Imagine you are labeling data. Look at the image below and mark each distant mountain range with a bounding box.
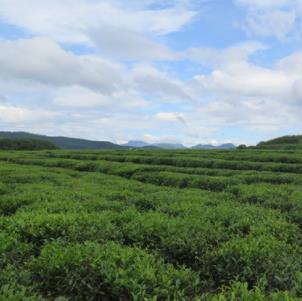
[123,141,186,149]
[123,140,235,149]
[0,132,236,150]
[191,143,236,150]
[122,141,150,147]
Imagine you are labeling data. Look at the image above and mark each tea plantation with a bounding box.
[0,147,302,300]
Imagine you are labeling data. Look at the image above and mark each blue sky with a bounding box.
[0,0,301,146]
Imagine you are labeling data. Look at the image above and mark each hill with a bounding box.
[154,143,186,149]
[123,141,235,149]
[0,132,124,150]
[192,143,236,150]
[0,138,58,150]
[0,132,237,150]
[123,141,186,149]
[257,135,302,150]
[122,140,150,147]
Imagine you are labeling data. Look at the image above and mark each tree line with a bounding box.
[0,138,58,150]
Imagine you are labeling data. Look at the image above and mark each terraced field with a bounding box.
[0,148,302,300]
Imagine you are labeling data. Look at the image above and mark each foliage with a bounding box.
[0,148,302,300]
[0,138,58,150]
[257,135,302,150]
[0,131,123,150]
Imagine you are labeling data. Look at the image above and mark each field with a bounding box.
[0,148,302,300]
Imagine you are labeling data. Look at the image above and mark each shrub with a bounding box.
[207,235,302,292]
[206,282,300,301]
[29,241,201,300]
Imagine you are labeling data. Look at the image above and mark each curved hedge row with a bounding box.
[0,149,302,299]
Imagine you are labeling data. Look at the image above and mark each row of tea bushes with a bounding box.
[1,204,301,292]
[1,148,302,299]
[3,155,302,194]
[52,152,302,174]
[38,152,302,184]
[230,184,302,228]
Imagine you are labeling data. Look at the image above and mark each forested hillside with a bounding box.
[0,138,58,150]
[0,132,124,150]
[257,135,302,150]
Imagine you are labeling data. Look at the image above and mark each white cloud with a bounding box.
[276,52,302,103]
[0,0,302,145]
[0,0,196,43]
[189,45,302,100]
[2,37,301,144]
[0,104,57,123]
[132,64,191,101]
[155,112,186,123]
[92,26,177,60]
[0,37,124,93]
[244,10,296,40]
[187,41,267,67]
[235,0,301,40]
[183,46,302,139]
[140,133,183,144]
[54,86,110,108]
[235,0,292,8]
[54,85,149,108]
[192,61,291,97]
[0,0,195,61]
[276,51,302,74]
[292,79,302,102]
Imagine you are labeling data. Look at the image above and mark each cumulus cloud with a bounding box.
[276,52,302,103]
[182,45,302,141]
[235,0,292,8]
[0,104,57,123]
[188,44,301,101]
[54,86,149,109]
[0,0,302,145]
[0,0,195,61]
[53,86,111,108]
[292,79,302,102]
[0,0,196,43]
[0,37,124,93]
[187,41,267,67]
[155,112,186,124]
[132,64,191,101]
[191,62,291,97]
[244,10,296,40]
[91,26,177,60]
[207,98,300,133]
[276,51,302,73]
[234,0,301,40]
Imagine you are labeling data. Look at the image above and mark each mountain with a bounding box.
[122,140,150,147]
[121,141,186,149]
[0,131,237,150]
[0,132,124,150]
[218,143,236,149]
[141,145,161,149]
[192,143,235,150]
[191,144,216,149]
[153,143,186,149]
[123,140,235,149]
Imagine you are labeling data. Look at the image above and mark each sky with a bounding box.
[0,0,302,146]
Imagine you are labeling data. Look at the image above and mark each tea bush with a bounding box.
[0,148,302,299]
[29,241,200,300]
